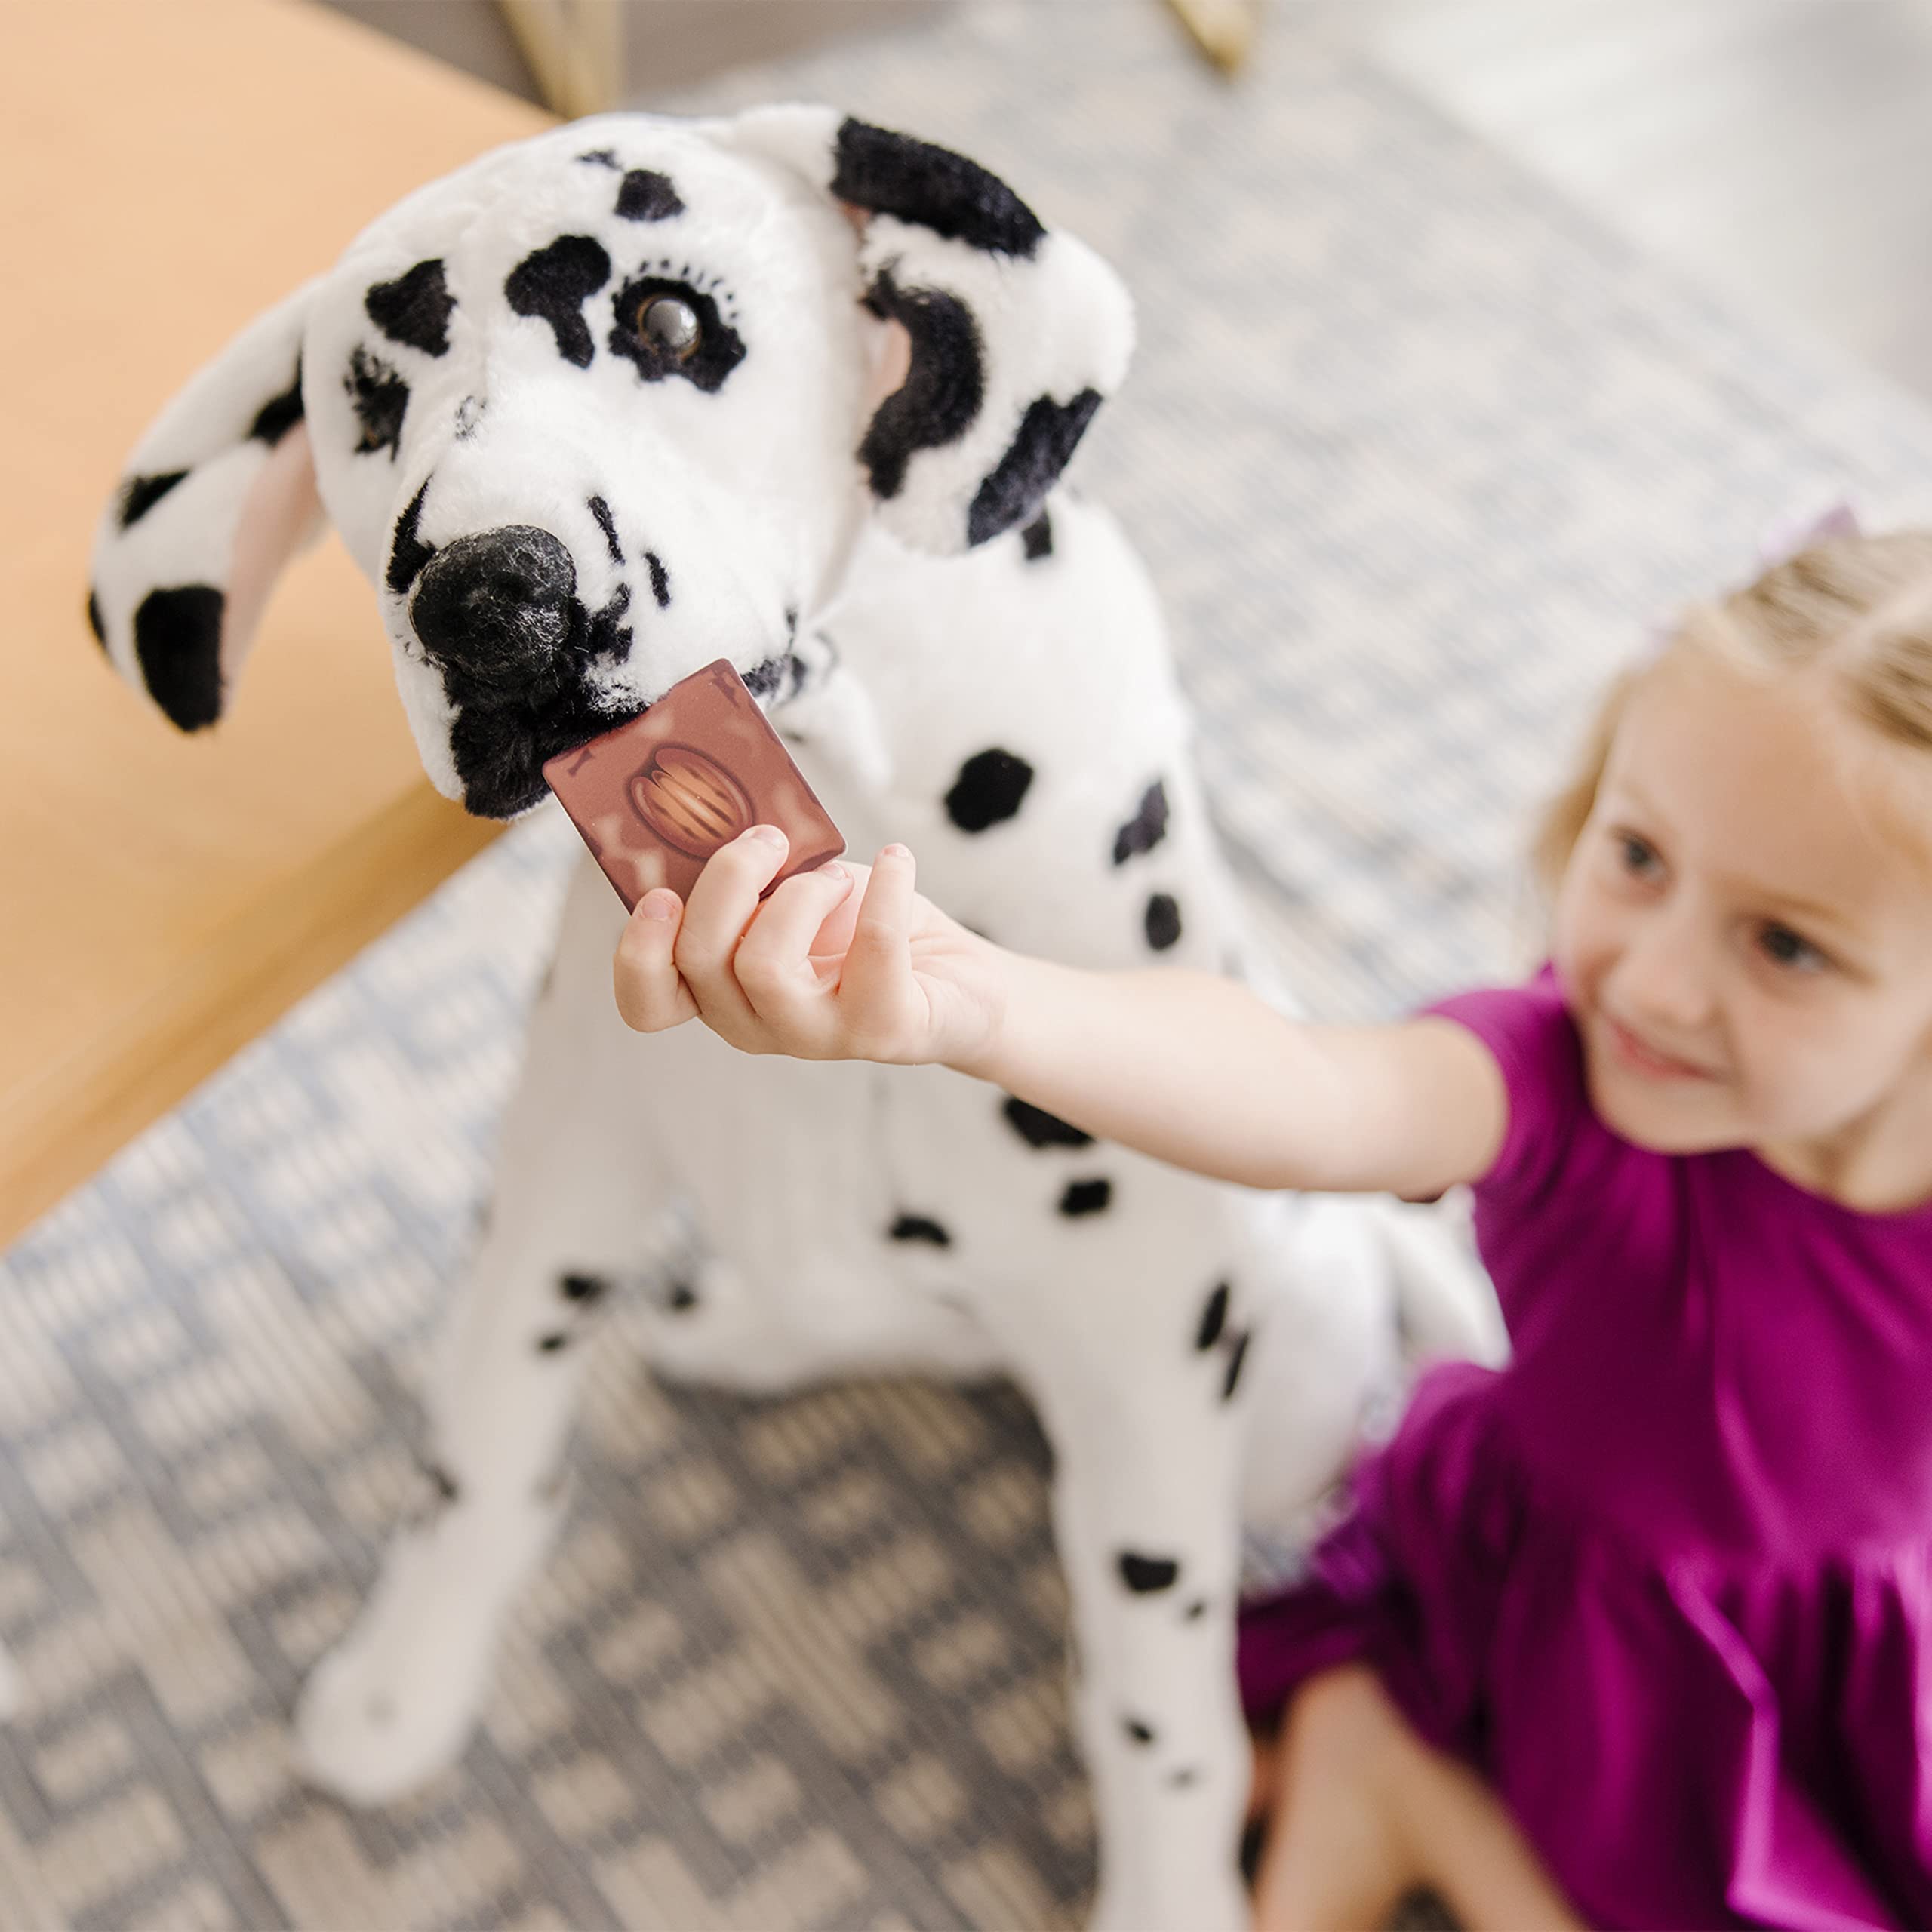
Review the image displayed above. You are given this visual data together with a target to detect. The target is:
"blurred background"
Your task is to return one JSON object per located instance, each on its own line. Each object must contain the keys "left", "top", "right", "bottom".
{"left": 329, "top": 0, "right": 1932, "bottom": 400}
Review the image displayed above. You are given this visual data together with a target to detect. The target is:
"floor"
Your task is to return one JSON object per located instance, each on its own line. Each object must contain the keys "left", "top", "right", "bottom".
{"left": 1318, "top": 0, "right": 1932, "bottom": 401}
{"left": 318, "top": 0, "right": 1932, "bottom": 401}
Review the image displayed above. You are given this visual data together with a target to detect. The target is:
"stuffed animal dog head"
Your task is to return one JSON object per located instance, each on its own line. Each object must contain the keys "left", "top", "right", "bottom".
{"left": 87, "top": 107, "right": 1134, "bottom": 817}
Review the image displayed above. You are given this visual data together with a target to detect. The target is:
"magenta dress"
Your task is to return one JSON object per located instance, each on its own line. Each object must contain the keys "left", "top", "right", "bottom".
{"left": 1237, "top": 972, "right": 1932, "bottom": 1930}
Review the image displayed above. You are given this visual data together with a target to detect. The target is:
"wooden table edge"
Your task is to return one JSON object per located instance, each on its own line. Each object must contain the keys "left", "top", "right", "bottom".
{"left": 1, "top": 784, "right": 505, "bottom": 1251}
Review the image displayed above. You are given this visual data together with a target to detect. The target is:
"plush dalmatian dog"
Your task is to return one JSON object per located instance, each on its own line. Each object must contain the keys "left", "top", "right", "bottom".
{"left": 88, "top": 107, "right": 1500, "bottom": 1928}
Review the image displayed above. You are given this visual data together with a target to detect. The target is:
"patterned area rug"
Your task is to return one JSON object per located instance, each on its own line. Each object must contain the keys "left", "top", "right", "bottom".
{"left": 10, "top": 5, "right": 1932, "bottom": 1927}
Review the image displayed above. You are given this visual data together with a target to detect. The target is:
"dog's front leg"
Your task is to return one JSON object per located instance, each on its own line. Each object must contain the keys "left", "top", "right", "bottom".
{"left": 985, "top": 1252, "right": 1255, "bottom": 1932}
{"left": 296, "top": 853, "right": 657, "bottom": 1806}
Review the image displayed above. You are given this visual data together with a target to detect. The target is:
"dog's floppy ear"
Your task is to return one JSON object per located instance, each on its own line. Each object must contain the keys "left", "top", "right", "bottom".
{"left": 726, "top": 104, "right": 1134, "bottom": 555}
{"left": 86, "top": 281, "right": 328, "bottom": 731}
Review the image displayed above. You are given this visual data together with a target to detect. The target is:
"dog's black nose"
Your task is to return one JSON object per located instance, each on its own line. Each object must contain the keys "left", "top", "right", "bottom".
{"left": 411, "top": 526, "right": 580, "bottom": 694}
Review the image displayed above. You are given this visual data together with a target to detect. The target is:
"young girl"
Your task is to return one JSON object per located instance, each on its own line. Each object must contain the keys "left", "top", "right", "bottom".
{"left": 611, "top": 522, "right": 1932, "bottom": 1930}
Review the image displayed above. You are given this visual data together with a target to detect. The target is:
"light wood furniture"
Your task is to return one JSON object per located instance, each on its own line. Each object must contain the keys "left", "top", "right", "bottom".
{"left": 1164, "top": 0, "right": 1260, "bottom": 73}
{"left": 498, "top": 0, "right": 623, "bottom": 115}
{"left": 488, "top": 0, "right": 1260, "bottom": 113}
{"left": 0, "top": 0, "right": 552, "bottom": 1249}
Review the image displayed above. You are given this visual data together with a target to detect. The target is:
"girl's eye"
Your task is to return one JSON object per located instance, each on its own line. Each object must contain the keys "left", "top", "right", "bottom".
{"left": 1617, "top": 832, "right": 1662, "bottom": 880}
{"left": 1759, "top": 923, "right": 1829, "bottom": 974}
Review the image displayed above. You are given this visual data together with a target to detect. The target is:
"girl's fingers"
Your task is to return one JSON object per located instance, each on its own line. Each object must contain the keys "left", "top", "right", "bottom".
{"left": 805, "top": 859, "right": 871, "bottom": 961}
{"left": 835, "top": 844, "right": 918, "bottom": 1039}
{"left": 618, "top": 834, "right": 921, "bottom": 1062}
{"left": 614, "top": 888, "right": 699, "bottom": 1032}
{"left": 674, "top": 826, "right": 789, "bottom": 1021}
{"left": 733, "top": 863, "right": 857, "bottom": 1018}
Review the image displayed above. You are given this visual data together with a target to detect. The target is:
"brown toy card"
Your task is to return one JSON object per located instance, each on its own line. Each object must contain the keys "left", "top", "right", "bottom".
{"left": 543, "top": 659, "right": 845, "bottom": 912}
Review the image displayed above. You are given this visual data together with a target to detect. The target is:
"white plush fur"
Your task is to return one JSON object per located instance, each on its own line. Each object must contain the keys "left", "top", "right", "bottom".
{"left": 88, "top": 105, "right": 1502, "bottom": 1927}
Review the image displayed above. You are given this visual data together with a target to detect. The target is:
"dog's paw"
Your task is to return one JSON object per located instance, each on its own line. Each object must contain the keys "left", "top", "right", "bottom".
{"left": 291, "top": 1518, "right": 540, "bottom": 1806}
{"left": 292, "top": 1599, "right": 493, "bottom": 1806}
{"left": 1090, "top": 1871, "right": 1246, "bottom": 1932}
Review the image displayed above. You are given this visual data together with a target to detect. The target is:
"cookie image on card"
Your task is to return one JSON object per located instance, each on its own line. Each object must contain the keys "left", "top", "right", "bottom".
{"left": 543, "top": 659, "right": 845, "bottom": 912}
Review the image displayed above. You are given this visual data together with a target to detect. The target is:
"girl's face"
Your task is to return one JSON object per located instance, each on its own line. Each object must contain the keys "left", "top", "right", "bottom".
{"left": 1552, "top": 650, "right": 1932, "bottom": 1180}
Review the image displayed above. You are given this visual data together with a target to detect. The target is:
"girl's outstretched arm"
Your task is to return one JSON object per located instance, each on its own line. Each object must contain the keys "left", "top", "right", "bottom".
{"left": 968, "top": 946, "right": 1506, "bottom": 1199}
{"left": 614, "top": 827, "right": 1508, "bottom": 1201}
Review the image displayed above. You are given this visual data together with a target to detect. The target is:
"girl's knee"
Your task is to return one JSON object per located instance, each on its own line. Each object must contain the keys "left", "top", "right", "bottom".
{"left": 1281, "top": 1662, "right": 1407, "bottom": 1785}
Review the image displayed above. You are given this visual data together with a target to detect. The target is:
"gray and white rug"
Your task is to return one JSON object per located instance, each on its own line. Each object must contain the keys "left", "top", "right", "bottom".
{"left": 8, "top": 5, "right": 1932, "bottom": 1926}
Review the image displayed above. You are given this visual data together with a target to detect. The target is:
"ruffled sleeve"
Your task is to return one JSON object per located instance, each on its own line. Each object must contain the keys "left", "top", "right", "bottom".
{"left": 1421, "top": 964, "right": 1590, "bottom": 1211}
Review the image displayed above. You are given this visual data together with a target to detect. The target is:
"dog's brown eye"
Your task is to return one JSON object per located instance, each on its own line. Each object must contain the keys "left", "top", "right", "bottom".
{"left": 637, "top": 294, "right": 700, "bottom": 361}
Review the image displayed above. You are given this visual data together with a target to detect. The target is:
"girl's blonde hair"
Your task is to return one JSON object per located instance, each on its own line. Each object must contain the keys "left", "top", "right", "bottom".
{"left": 1531, "top": 527, "right": 1932, "bottom": 897}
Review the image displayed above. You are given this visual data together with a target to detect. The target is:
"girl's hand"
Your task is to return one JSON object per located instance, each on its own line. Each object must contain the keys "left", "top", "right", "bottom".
{"left": 612, "top": 826, "right": 1008, "bottom": 1069}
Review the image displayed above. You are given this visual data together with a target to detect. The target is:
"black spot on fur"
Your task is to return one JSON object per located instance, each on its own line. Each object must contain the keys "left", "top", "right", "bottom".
{"left": 608, "top": 275, "right": 745, "bottom": 392}
{"left": 587, "top": 496, "right": 623, "bottom": 565}
{"left": 346, "top": 345, "right": 409, "bottom": 457}
{"left": 118, "top": 470, "right": 187, "bottom": 530}
{"left": 250, "top": 363, "right": 304, "bottom": 445}
{"left": 1168, "top": 1767, "right": 1200, "bottom": 1790}
{"left": 742, "top": 656, "right": 787, "bottom": 700}
{"left": 134, "top": 585, "right": 224, "bottom": 731}
{"left": 890, "top": 1214, "right": 952, "bottom": 1247}
{"left": 1118, "top": 1551, "right": 1180, "bottom": 1595}
{"left": 365, "top": 259, "right": 455, "bottom": 357}
{"left": 448, "top": 681, "right": 632, "bottom": 818}
{"left": 86, "top": 589, "right": 105, "bottom": 651}
{"left": 858, "top": 269, "right": 984, "bottom": 502}
{"left": 968, "top": 389, "right": 1103, "bottom": 546}
{"left": 1059, "top": 1178, "right": 1112, "bottom": 1217}
{"left": 577, "top": 147, "right": 620, "bottom": 169}
{"left": 401, "top": 1452, "right": 462, "bottom": 1534}
{"left": 667, "top": 1281, "right": 699, "bottom": 1312}
{"left": 832, "top": 118, "right": 1045, "bottom": 258}
{"left": 1184, "top": 1598, "right": 1208, "bottom": 1622}
{"left": 643, "top": 551, "right": 672, "bottom": 608}
{"left": 617, "top": 168, "right": 684, "bottom": 221}
{"left": 1222, "top": 1331, "right": 1252, "bottom": 1401}
{"left": 1196, "top": 1281, "right": 1229, "bottom": 1352}
{"left": 386, "top": 482, "right": 435, "bottom": 596}
{"left": 1113, "top": 780, "right": 1170, "bottom": 866}
{"left": 1145, "top": 892, "right": 1183, "bottom": 952}
{"left": 506, "top": 235, "right": 612, "bottom": 368}
{"left": 1002, "top": 1097, "right": 1094, "bottom": 1150}
{"left": 559, "top": 1272, "right": 608, "bottom": 1303}
{"left": 454, "top": 395, "right": 484, "bottom": 440}
{"left": 1020, "top": 509, "right": 1053, "bottom": 561}
{"left": 945, "top": 747, "right": 1033, "bottom": 832}
{"left": 537, "top": 1331, "right": 569, "bottom": 1353}
{"left": 418, "top": 1458, "right": 460, "bottom": 1505}
{"left": 1124, "top": 1717, "right": 1155, "bottom": 1746}
{"left": 584, "top": 583, "right": 633, "bottom": 663}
